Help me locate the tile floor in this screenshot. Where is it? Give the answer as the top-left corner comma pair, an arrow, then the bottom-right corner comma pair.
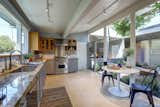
44,70 -> 160,107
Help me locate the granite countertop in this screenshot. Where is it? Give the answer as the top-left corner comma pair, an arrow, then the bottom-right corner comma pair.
0,62 -> 45,107
55,56 -> 78,59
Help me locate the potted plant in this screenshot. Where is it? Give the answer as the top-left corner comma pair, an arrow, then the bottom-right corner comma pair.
124,48 -> 134,67
23,52 -> 34,63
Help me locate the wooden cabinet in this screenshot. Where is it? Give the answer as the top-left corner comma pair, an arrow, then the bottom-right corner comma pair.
68,58 -> 78,73
40,38 -> 55,52
68,39 -> 76,46
45,59 -> 55,74
29,32 -> 55,52
29,32 -> 40,51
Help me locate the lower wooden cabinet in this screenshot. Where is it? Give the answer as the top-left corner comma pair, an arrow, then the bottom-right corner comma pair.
45,59 -> 55,75
17,96 -> 27,107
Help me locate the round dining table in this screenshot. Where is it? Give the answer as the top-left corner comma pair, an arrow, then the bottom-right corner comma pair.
102,66 -> 140,98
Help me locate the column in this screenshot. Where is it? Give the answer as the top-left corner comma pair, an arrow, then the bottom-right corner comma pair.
93,41 -> 97,72
88,33 -> 90,42
129,12 -> 136,86
103,26 -> 110,61
130,12 -> 136,67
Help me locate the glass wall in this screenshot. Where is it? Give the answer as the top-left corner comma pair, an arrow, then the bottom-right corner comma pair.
136,40 -> 150,66
150,39 -> 160,66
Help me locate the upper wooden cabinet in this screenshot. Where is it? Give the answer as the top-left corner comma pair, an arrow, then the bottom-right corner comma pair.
29,32 -> 40,51
29,32 -> 55,52
40,38 -> 55,52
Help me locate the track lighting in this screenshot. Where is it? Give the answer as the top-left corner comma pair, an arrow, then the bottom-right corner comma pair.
46,0 -> 54,23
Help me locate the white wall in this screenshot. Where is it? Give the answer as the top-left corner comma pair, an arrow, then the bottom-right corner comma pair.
77,42 -> 87,70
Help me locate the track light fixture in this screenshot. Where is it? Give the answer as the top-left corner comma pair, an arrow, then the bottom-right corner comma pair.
46,0 -> 54,23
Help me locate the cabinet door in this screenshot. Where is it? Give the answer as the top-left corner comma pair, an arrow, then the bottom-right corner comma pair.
68,59 -> 78,72
29,32 -> 39,51
45,39 -> 50,51
46,60 -> 55,74
17,96 -> 27,107
50,40 -> 54,50
26,78 -> 39,107
40,39 -> 44,51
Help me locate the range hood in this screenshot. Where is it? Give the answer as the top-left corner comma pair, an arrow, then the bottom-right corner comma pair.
55,39 -> 68,46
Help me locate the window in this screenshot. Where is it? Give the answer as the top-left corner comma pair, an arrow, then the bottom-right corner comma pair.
21,26 -> 29,54
0,17 -> 17,53
0,4 -> 29,54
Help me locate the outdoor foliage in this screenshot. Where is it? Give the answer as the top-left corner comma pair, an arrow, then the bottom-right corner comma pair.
124,48 -> 134,57
113,2 -> 160,37
113,17 -> 130,37
152,1 -> 160,13
0,35 -> 15,52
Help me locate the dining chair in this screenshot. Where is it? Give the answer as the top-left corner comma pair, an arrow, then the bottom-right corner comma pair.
130,68 -> 158,107
101,62 -> 115,86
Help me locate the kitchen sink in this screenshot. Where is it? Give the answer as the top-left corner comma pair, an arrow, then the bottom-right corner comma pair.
13,64 -> 38,73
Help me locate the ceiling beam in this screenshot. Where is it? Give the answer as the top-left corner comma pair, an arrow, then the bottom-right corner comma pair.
89,0 -> 158,33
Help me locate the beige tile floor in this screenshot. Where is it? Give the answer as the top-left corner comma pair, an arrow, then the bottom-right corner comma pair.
44,70 -> 160,107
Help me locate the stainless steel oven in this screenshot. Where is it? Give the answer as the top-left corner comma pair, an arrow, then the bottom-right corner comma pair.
55,57 -> 68,74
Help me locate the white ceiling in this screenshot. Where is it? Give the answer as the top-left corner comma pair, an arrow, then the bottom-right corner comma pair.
16,0 -> 81,34
17,0 -> 140,36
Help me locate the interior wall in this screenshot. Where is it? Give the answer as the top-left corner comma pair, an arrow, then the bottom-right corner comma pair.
39,32 -> 62,39
68,32 -> 88,42
150,39 -> 160,66
77,42 -> 87,70
67,32 -> 88,70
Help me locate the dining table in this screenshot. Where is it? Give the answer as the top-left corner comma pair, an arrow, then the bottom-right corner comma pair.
102,65 -> 140,98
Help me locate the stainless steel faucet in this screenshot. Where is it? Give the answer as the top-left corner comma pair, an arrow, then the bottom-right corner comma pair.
9,50 -> 23,70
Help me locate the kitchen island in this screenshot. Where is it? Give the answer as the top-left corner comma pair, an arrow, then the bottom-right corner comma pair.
0,61 -> 46,107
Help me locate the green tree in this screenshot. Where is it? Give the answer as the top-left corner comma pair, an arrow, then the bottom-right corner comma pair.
113,17 -> 130,37
0,35 -> 15,52
113,2 -> 160,37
